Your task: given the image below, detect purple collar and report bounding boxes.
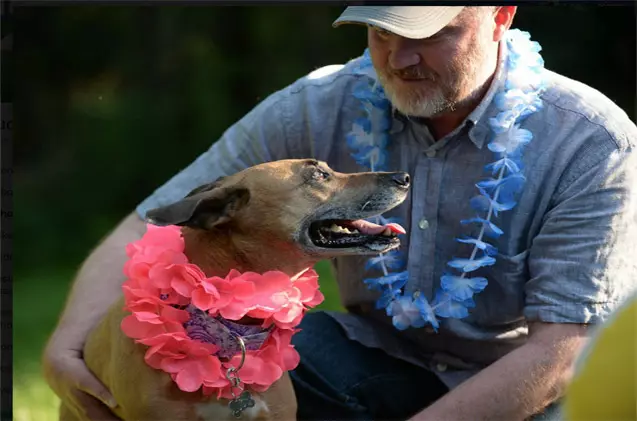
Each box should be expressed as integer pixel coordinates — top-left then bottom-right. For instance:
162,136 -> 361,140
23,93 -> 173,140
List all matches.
183,304 -> 273,360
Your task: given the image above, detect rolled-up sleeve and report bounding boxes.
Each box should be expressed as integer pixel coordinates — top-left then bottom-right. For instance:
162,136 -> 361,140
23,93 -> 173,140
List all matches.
525,145 -> 637,325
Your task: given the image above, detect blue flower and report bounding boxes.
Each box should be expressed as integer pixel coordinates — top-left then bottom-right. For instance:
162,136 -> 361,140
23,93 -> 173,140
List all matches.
494,89 -> 536,112
447,255 -> 496,273
365,249 -> 405,271
455,236 -> 498,256
351,144 -> 389,171
346,125 -> 375,151
368,105 -> 392,133
460,217 -> 504,238
440,275 -> 488,301
363,270 -> 409,291
376,285 -> 402,310
346,124 -> 388,151
484,157 -> 522,175
488,110 -> 518,134
432,291 -> 476,319
355,89 -> 391,110
487,125 -> 533,155
350,49 -> 375,77
476,173 -> 526,204
354,116 -> 372,132
387,296 -> 426,330
469,188 -> 516,216
414,293 -> 440,331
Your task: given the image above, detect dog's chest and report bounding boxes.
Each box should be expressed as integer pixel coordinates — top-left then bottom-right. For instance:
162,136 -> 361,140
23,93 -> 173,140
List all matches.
194,397 -> 270,421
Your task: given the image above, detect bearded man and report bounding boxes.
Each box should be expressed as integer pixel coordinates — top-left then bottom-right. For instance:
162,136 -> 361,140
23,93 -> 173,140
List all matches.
43,6 -> 637,421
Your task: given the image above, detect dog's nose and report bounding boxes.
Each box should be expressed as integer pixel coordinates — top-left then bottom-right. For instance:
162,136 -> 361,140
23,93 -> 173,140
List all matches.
392,172 -> 410,188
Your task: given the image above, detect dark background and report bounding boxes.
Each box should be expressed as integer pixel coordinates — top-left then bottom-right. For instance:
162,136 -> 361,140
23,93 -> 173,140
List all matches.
9,4 -> 636,419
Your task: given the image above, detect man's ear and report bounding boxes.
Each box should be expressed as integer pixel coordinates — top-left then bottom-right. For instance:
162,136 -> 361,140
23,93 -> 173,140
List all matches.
144,186 -> 250,230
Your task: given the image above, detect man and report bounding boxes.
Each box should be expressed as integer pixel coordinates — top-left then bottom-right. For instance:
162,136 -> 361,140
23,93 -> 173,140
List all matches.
43,6 -> 637,421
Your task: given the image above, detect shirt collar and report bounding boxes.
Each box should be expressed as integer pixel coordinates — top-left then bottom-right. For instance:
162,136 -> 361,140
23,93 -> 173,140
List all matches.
466,40 -> 508,149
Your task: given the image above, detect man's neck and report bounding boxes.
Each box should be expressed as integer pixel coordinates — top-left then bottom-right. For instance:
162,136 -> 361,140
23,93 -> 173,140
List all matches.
421,45 -> 501,141
424,74 -> 494,141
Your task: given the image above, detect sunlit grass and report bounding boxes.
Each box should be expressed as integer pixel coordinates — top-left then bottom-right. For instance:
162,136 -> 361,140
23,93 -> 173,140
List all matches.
13,260 -> 341,421
14,369 -> 61,421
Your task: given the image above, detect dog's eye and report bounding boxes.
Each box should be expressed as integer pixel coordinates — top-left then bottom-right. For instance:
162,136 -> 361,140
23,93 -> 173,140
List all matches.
312,168 -> 330,181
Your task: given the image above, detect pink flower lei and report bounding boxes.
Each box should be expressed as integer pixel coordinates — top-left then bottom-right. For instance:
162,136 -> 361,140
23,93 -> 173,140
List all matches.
120,224 -> 324,399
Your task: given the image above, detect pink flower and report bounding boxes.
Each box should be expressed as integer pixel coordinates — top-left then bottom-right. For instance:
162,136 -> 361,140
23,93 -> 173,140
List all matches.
161,351 -> 225,393
137,332 -> 225,393
126,224 -> 184,258
247,269 -> 324,329
148,263 -> 206,294
259,328 -> 301,372
196,272 -> 255,317
120,304 -> 189,339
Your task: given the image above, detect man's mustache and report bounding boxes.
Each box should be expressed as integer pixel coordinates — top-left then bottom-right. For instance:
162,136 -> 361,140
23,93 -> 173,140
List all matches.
386,66 -> 438,81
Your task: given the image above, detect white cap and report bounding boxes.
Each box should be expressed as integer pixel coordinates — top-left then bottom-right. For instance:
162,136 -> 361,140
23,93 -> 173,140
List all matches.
333,6 -> 465,39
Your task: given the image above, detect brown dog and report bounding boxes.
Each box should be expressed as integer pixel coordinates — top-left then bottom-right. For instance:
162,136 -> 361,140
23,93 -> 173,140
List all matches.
64,159 -> 410,421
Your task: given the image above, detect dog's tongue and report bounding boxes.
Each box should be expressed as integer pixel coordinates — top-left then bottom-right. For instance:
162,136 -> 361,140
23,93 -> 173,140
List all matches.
349,219 -> 406,235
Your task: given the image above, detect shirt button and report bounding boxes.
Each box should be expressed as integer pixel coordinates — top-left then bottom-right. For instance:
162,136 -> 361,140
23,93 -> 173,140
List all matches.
436,363 -> 448,372
418,218 -> 429,230
426,150 -> 436,158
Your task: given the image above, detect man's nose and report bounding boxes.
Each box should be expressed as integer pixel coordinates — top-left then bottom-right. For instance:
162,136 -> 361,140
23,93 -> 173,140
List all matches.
388,38 -> 422,70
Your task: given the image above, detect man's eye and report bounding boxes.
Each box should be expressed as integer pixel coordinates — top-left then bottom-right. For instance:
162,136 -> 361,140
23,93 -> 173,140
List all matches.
372,26 -> 391,39
312,169 -> 330,181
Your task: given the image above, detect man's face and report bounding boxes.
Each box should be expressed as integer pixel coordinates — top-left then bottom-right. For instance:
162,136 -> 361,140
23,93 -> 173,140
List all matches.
368,7 -> 499,118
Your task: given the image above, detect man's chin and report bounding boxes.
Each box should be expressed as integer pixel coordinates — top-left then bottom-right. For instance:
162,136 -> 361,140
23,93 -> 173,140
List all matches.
388,95 -> 448,119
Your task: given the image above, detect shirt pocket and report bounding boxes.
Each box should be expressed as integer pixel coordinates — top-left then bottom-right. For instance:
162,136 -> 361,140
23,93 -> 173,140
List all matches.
466,249 -> 529,327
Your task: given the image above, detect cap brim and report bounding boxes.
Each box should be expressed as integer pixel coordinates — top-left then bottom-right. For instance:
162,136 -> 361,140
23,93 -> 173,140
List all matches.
333,6 -> 465,39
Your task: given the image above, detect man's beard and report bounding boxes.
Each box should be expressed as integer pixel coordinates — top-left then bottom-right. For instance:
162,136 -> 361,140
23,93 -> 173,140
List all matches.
375,43 -> 489,119
377,70 -> 457,118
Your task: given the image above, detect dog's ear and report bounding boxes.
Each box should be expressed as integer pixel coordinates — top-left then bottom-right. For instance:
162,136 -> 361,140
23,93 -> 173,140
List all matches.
184,177 -> 226,198
144,186 -> 250,230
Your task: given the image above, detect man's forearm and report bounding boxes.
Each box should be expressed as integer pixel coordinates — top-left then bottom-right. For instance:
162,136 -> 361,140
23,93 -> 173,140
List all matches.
51,212 -> 147,346
411,323 -> 587,421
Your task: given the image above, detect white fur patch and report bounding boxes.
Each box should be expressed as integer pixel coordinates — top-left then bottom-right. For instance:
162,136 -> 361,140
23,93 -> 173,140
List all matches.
194,397 -> 270,420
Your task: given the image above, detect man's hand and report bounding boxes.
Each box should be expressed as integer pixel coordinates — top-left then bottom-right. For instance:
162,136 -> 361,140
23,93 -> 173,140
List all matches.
410,322 -> 588,421
42,212 -> 146,420
43,332 -> 120,420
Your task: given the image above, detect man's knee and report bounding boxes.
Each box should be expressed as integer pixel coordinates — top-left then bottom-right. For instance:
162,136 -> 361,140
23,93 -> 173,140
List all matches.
292,311 -> 348,351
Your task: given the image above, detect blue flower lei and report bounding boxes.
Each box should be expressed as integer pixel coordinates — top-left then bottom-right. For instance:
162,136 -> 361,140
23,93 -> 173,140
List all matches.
346,30 -> 546,331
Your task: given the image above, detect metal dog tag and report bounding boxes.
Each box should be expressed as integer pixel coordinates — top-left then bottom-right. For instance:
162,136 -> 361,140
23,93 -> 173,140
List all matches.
225,335 -> 255,418
229,390 -> 255,418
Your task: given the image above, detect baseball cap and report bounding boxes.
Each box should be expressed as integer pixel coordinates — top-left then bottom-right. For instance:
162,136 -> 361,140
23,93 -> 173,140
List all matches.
333,6 -> 465,39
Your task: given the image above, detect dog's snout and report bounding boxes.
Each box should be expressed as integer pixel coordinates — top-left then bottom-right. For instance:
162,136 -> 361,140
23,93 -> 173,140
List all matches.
392,172 -> 410,188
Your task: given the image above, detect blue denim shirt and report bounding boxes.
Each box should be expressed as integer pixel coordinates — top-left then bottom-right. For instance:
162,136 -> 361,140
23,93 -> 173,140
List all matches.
137,42 -> 637,388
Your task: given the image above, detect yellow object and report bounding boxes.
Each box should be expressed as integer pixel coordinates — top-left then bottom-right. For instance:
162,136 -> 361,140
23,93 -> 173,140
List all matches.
563,294 -> 637,421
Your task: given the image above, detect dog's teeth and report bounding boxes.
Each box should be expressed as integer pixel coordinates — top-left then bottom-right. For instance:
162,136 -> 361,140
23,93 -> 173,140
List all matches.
328,224 -> 354,234
351,229 -> 359,234
382,228 -> 392,236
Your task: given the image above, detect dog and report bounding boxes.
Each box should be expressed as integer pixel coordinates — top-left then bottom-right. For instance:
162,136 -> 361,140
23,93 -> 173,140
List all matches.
63,159 -> 410,421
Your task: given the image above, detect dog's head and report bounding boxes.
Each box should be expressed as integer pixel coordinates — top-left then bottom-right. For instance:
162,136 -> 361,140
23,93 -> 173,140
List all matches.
145,159 -> 409,263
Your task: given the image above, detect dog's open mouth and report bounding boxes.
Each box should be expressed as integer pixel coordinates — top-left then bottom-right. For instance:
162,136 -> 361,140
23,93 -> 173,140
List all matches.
309,218 -> 406,252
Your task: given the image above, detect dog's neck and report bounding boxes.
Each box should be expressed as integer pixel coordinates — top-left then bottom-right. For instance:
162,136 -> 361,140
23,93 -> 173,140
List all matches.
181,227 -> 316,278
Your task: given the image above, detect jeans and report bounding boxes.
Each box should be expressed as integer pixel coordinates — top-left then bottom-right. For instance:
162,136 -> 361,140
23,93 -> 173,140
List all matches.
289,311 -> 562,421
